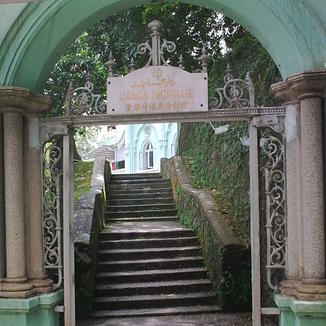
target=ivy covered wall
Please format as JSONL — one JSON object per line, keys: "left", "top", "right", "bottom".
{"left": 179, "top": 33, "right": 282, "bottom": 309}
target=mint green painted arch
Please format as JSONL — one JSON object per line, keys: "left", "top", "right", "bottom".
{"left": 1, "top": 0, "right": 326, "bottom": 91}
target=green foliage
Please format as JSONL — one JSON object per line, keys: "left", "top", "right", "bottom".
{"left": 44, "top": 2, "right": 225, "bottom": 116}
{"left": 180, "top": 25, "right": 282, "bottom": 245}
{"left": 176, "top": 185, "right": 198, "bottom": 230}
{"left": 181, "top": 121, "right": 251, "bottom": 243}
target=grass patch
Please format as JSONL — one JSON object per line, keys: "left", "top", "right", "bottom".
{"left": 74, "top": 161, "right": 94, "bottom": 201}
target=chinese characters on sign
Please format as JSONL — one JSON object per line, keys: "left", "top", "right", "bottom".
{"left": 107, "top": 66, "right": 208, "bottom": 115}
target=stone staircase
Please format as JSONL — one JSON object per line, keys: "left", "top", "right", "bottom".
{"left": 92, "top": 173, "right": 220, "bottom": 319}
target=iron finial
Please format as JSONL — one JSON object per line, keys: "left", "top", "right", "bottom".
{"left": 178, "top": 55, "right": 185, "bottom": 70}
{"left": 199, "top": 46, "right": 208, "bottom": 73}
{"left": 224, "top": 63, "right": 233, "bottom": 83}
{"left": 148, "top": 20, "right": 162, "bottom": 36}
{"left": 85, "top": 73, "right": 92, "bottom": 82}
{"left": 246, "top": 72, "right": 255, "bottom": 107}
{"left": 129, "top": 58, "right": 136, "bottom": 72}
{"left": 105, "top": 51, "right": 116, "bottom": 77}
{"left": 226, "top": 63, "right": 232, "bottom": 74}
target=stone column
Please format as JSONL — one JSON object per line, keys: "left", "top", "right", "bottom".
{"left": 0, "top": 112, "right": 5, "bottom": 279}
{"left": 0, "top": 108, "right": 34, "bottom": 298}
{"left": 271, "top": 70, "right": 326, "bottom": 300}
{"left": 24, "top": 115, "right": 52, "bottom": 293}
{"left": 281, "top": 103, "right": 303, "bottom": 296}
{"left": 0, "top": 87, "right": 52, "bottom": 298}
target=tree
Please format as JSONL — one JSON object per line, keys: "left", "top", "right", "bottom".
{"left": 44, "top": 2, "right": 231, "bottom": 115}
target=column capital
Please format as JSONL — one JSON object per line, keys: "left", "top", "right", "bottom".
{"left": 0, "top": 86, "right": 52, "bottom": 116}
{"left": 271, "top": 70, "right": 326, "bottom": 103}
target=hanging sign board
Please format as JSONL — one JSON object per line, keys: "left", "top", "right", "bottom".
{"left": 107, "top": 66, "right": 208, "bottom": 115}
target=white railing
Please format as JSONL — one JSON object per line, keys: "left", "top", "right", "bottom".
{"left": 112, "top": 168, "right": 126, "bottom": 175}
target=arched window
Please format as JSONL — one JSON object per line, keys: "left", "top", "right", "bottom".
{"left": 144, "top": 142, "right": 154, "bottom": 169}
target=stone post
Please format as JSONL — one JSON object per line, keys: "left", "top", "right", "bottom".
{"left": 271, "top": 70, "right": 326, "bottom": 300}
{"left": 24, "top": 114, "right": 52, "bottom": 293}
{"left": 148, "top": 20, "right": 162, "bottom": 66}
{"left": 0, "top": 112, "right": 5, "bottom": 279}
{"left": 0, "top": 108, "right": 34, "bottom": 298}
{"left": 0, "top": 87, "right": 51, "bottom": 298}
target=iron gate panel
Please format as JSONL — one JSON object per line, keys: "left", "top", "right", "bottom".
{"left": 39, "top": 20, "right": 287, "bottom": 326}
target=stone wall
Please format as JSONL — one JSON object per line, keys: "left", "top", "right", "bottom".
{"left": 74, "top": 158, "right": 111, "bottom": 317}
{"left": 161, "top": 156, "right": 251, "bottom": 311}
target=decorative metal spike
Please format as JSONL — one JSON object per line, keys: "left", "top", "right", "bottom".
{"left": 224, "top": 63, "right": 233, "bottom": 83}
{"left": 105, "top": 51, "right": 116, "bottom": 77}
{"left": 246, "top": 72, "right": 255, "bottom": 107}
{"left": 65, "top": 81, "right": 74, "bottom": 116}
{"left": 178, "top": 55, "right": 185, "bottom": 70}
{"left": 226, "top": 63, "right": 232, "bottom": 74}
{"left": 85, "top": 73, "right": 92, "bottom": 82}
{"left": 198, "top": 46, "right": 208, "bottom": 73}
{"left": 129, "top": 58, "right": 136, "bottom": 72}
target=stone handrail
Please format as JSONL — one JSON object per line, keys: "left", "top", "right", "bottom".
{"left": 161, "top": 156, "right": 240, "bottom": 246}
{"left": 161, "top": 156, "right": 251, "bottom": 310}
{"left": 74, "top": 157, "right": 111, "bottom": 317}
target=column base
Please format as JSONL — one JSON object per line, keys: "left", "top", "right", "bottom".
{"left": 281, "top": 279, "right": 326, "bottom": 301}
{"left": 0, "top": 290, "right": 63, "bottom": 326}
{"left": 296, "top": 280, "right": 326, "bottom": 301}
{"left": 0, "top": 280, "right": 34, "bottom": 298}
{"left": 281, "top": 279, "right": 302, "bottom": 297}
{"left": 275, "top": 294, "right": 326, "bottom": 326}
{"left": 31, "top": 278, "right": 53, "bottom": 294}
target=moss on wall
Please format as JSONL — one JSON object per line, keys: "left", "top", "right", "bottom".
{"left": 174, "top": 183, "right": 251, "bottom": 311}
{"left": 74, "top": 160, "right": 111, "bottom": 318}
{"left": 73, "top": 161, "right": 94, "bottom": 201}
{"left": 180, "top": 122, "right": 250, "bottom": 245}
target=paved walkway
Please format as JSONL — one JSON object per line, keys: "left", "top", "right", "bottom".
{"left": 77, "top": 313, "right": 252, "bottom": 325}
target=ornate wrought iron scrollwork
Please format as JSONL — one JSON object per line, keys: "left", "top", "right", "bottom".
{"left": 42, "top": 136, "right": 63, "bottom": 290}
{"left": 137, "top": 41, "right": 153, "bottom": 67}
{"left": 210, "top": 65, "right": 255, "bottom": 110}
{"left": 65, "top": 81, "right": 106, "bottom": 116}
{"left": 160, "top": 39, "right": 176, "bottom": 65}
{"left": 261, "top": 132, "right": 287, "bottom": 292}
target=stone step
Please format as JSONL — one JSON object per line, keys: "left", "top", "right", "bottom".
{"left": 97, "top": 256, "right": 205, "bottom": 272}
{"left": 93, "top": 292, "right": 217, "bottom": 310}
{"left": 108, "top": 190, "right": 173, "bottom": 199}
{"left": 91, "top": 174, "right": 218, "bottom": 320}
{"left": 106, "top": 216, "right": 178, "bottom": 223}
{"left": 109, "top": 182, "right": 171, "bottom": 190}
{"left": 98, "top": 246, "right": 202, "bottom": 261}
{"left": 108, "top": 197, "right": 175, "bottom": 205}
{"left": 110, "top": 173, "right": 161, "bottom": 180}
{"left": 106, "top": 209, "right": 178, "bottom": 218}
{"left": 94, "top": 279, "right": 212, "bottom": 297}
{"left": 110, "top": 178, "right": 167, "bottom": 185}
{"left": 107, "top": 203, "right": 176, "bottom": 212}
{"left": 100, "top": 227, "right": 194, "bottom": 240}
{"left": 96, "top": 267, "right": 208, "bottom": 284}
{"left": 98, "top": 236, "right": 199, "bottom": 249}
{"left": 91, "top": 305, "right": 220, "bottom": 319}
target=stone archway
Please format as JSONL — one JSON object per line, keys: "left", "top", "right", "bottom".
{"left": 1, "top": 1, "right": 326, "bottom": 326}
{"left": 1, "top": 0, "right": 326, "bottom": 91}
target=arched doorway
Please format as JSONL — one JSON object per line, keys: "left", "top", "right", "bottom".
{"left": 1, "top": 1, "right": 326, "bottom": 326}
{"left": 143, "top": 141, "right": 154, "bottom": 170}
